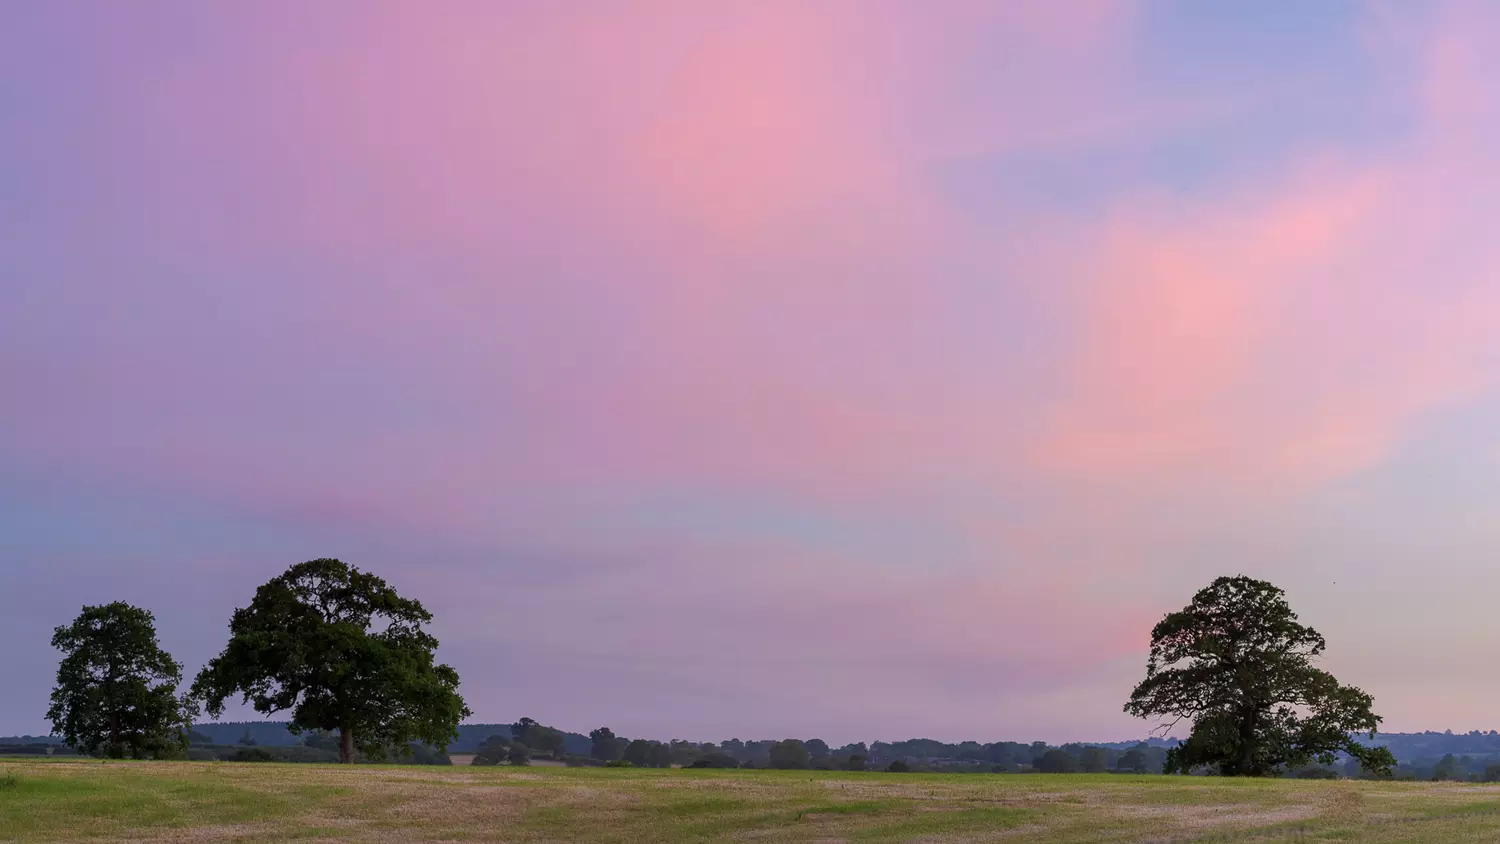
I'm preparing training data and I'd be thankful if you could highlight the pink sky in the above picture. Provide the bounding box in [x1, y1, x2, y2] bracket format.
[5, 1, 1500, 743]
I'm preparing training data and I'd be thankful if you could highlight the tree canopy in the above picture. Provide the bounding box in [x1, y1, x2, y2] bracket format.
[769, 739, 810, 769]
[191, 558, 470, 763]
[1124, 575, 1396, 777]
[47, 602, 195, 759]
[589, 727, 622, 761]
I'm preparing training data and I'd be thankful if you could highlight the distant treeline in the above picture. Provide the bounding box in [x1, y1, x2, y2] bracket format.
[11, 725, 1500, 777]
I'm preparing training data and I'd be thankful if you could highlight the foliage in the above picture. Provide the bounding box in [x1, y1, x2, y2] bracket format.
[845, 754, 867, 771]
[512, 717, 566, 757]
[1035, 749, 1077, 773]
[1078, 746, 1109, 773]
[589, 727, 622, 761]
[769, 739, 810, 770]
[1124, 575, 1397, 777]
[229, 746, 280, 762]
[46, 602, 196, 760]
[886, 760, 910, 772]
[472, 735, 516, 766]
[191, 559, 470, 763]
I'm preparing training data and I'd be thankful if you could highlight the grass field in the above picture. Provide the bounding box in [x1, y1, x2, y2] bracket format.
[5, 759, 1500, 843]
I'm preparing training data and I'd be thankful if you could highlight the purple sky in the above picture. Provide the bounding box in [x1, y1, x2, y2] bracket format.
[6, 1, 1500, 744]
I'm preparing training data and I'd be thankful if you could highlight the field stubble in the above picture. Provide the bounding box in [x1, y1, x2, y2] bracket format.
[4, 759, 1500, 843]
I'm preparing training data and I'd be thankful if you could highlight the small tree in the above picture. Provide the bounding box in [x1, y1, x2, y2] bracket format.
[845, 754, 867, 771]
[47, 602, 195, 759]
[472, 735, 513, 766]
[1125, 576, 1396, 777]
[886, 760, 910, 773]
[191, 559, 470, 763]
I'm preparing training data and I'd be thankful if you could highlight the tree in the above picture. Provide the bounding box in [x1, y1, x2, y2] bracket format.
[886, 760, 910, 772]
[1433, 753, 1459, 781]
[1078, 746, 1109, 773]
[513, 717, 565, 758]
[624, 739, 654, 767]
[472, 735, 513, 766]
[805, 738, 830, 761]
[1124, 576, 1397, 777]
[845, 754, 867, 771]
[1036, 749, 1076, 773]
[1117, 745, 1147, 773]
[590, 727, 622, 761]
[769, 739, 810, 770]
[46, 602, 196, 759]
[191, 558, 470, 763]
[238, 730, 257, 747]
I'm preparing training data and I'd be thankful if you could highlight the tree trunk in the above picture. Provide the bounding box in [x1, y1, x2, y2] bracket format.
[1238, 711, 1258, 776]
[339, 727, 355, 764]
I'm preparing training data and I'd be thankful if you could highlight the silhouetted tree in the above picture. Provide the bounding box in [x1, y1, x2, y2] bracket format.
[769, 739, 810, 770]
[886, 760, 910, 772]
[845, 754, 867, 771]
[805, 738, 830, 761]
[1036, 749, 1076, 773]
[1078, 746, 1109, 773]
[1433, 753, 1459, 781]
[512, 717, 565, 758]
[624, 739, 654, 767]
[192, 559, 469, 763]
[1117, 745, 1147, 773]
[1125, 576, 1396, 777]
[47, 602, 195, 759]
[589, 727, 621, 761]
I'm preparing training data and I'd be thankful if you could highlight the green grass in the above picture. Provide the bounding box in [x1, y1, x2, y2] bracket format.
[6, 760, 1500, 842]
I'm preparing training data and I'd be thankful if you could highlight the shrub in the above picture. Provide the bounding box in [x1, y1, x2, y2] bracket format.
[0, 771, 19, 790]
[886, 760, 910, 773]
[604, 759, 633, 768]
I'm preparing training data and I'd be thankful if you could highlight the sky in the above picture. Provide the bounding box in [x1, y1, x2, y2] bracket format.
[5, 0, 1500, 745]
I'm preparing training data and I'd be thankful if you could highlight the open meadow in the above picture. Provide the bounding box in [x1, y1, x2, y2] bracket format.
[6, 760, 1500, 843]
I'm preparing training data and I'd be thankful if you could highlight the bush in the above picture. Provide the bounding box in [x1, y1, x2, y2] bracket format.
[0, 771, 19, 790]
[228, 747, 279, 763]
[604, 759, 633, 768]
[886, 760, 910, 773]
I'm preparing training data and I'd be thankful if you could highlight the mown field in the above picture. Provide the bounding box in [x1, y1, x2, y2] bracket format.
[5, 759, 1500, 843]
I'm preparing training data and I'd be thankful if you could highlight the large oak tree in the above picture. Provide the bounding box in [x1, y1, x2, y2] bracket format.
[1125, 576, 1396, 776]
[47, 602, 195, 759]
[191, 558, 469, 763]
